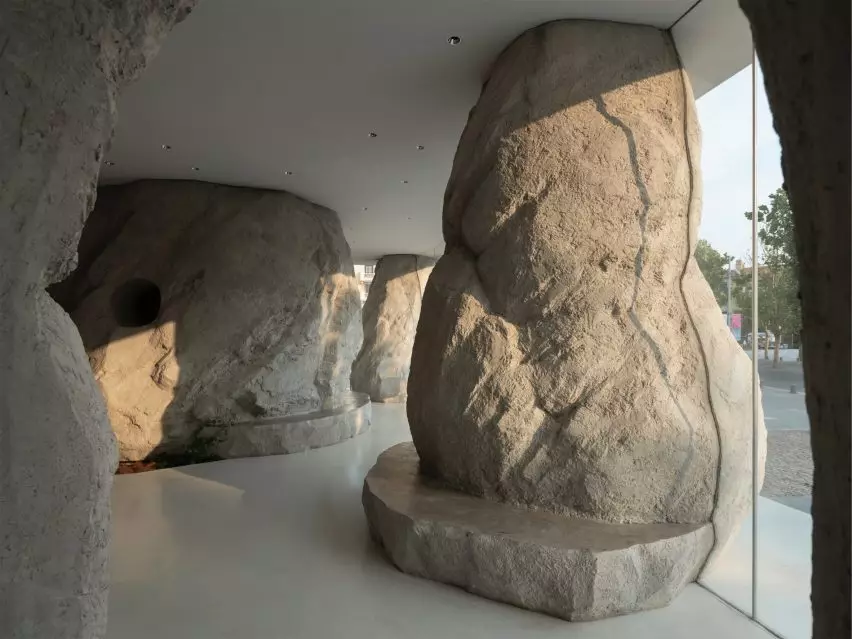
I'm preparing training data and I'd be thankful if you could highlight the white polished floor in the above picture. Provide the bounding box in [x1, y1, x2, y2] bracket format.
[701, 497, 812, 639]
[107, 404, 776, 639]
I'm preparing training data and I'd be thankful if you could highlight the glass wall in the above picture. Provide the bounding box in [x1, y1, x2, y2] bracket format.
[695, 53, 812, 639]
[694, 61, 755, 617]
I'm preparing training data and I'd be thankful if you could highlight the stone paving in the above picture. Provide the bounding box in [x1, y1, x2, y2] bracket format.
[750, 354, 813, 511]
[763, 430, 813, 500]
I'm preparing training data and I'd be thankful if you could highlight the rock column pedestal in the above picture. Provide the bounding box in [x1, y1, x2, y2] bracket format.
[0, 2, 195, 637]
[351, 255, 435, 402]
[364, 19, 765, 621]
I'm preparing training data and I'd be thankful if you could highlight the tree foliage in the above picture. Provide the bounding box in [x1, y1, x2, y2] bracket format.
[694, 239, 732, 309]
[740, 187, 801, 365]
[746, 187, 797, 273]
[735, 262, 799, 360]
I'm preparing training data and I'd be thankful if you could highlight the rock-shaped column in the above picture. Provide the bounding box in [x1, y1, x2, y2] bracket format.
[365, 20, 766, 620]
[50, 180, 366, 462]
[739, 2, 850, 635]
[351, 255, 435, 402]
[0, 2, 196, 637]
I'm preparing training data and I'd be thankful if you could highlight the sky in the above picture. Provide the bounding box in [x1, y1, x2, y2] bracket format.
[695, 63, 784, 262]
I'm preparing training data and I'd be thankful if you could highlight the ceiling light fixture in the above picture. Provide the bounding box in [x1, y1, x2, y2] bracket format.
[161, 144, 171, 150]
[369, 132, 378, 138]
[448, 36, 461, 45]
[401, 180, 408, 184]
[363, 207, 368, 211]
[191, 166, 200, 171]
[105, 161, 116, 167]
[416, 145, 425, 150]
[284, 170, 293, 176]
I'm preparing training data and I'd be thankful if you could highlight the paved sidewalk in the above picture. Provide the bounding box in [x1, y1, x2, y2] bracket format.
[743, 353, 813, 512]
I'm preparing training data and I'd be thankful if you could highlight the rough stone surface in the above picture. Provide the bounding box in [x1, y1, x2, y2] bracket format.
[351, 255, 435, 402]
[739, 1, 851, 635]
[682, 258, 766, 569]
[211, 392, 371, 459]
[364, 443, 714, 621]
[50, 180, 364, 462]
[407, 20, 765, 570]
[0, 2, 196, 637]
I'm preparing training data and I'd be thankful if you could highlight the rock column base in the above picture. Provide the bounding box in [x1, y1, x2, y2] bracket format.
[209, 393, 371, 458]
[363, 443, 714, 621]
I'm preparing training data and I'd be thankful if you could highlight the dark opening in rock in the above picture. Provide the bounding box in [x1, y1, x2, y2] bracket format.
[112, 279, 161, 327]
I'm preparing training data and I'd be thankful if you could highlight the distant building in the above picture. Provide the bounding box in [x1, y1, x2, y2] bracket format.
[353, 264, 376, 303]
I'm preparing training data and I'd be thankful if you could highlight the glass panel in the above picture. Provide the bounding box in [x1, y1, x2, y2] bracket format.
[753, 61, 813, 639]
[694, 63, 755, 616]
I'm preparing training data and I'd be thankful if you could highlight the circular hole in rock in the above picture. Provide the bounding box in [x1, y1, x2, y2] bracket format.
[112, 278, 161, 327]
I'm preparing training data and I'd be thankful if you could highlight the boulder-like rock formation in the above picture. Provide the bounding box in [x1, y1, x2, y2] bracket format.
[408, 19, 764, 543]
[0, 2, 196, 637]
[351, 255, 435, 402]
[51, 180, 364, 462]
[365, 20, 766, 618]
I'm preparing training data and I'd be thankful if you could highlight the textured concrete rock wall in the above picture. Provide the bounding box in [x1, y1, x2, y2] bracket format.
[351, 255, 435, 402]
[407, 20, 764, 559]
[0, 2, 196, 637]
[51, 180, 363, 462]
[739, 1, 851, 635]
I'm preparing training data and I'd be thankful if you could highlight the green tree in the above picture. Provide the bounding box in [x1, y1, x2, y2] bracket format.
[748, 188, 797, 272]
[694, 239, 733, 310]
[743, 188, 802, 366]
[736, 262, 799, 364]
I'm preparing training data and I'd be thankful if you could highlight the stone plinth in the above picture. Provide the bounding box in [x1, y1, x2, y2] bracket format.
[211, 392, 371, 458]
[351, 255, 435, 402]
[363, 443, 714, 621]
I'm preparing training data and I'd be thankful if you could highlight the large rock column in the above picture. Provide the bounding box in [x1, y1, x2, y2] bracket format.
[50, 180, 365, 462]
[739, 1, 851, 636]
[364, 20, 765, 620]
[351, 255, 435, 402]
[0, 2, 196, 637]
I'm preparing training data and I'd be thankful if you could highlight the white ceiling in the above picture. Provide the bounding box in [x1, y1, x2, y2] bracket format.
[103, 0, 751, 262]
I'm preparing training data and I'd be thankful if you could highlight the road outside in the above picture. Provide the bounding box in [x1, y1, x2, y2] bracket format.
[748, 349, 813, 513]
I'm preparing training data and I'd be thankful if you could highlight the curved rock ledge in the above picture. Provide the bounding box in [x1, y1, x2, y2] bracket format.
[363, 443, 714, 621]
[209, 392, 371, 459]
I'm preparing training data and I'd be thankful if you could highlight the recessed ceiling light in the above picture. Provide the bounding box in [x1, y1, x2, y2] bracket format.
[369, 132, 378, 138]
[161, 144, 171, 151]
[416, 145, 425, 150]
[191, 166, 200, 171]
[105, 160, 116, 167]
[447, 36, 461, 45]
[284, 170, 293, 176]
